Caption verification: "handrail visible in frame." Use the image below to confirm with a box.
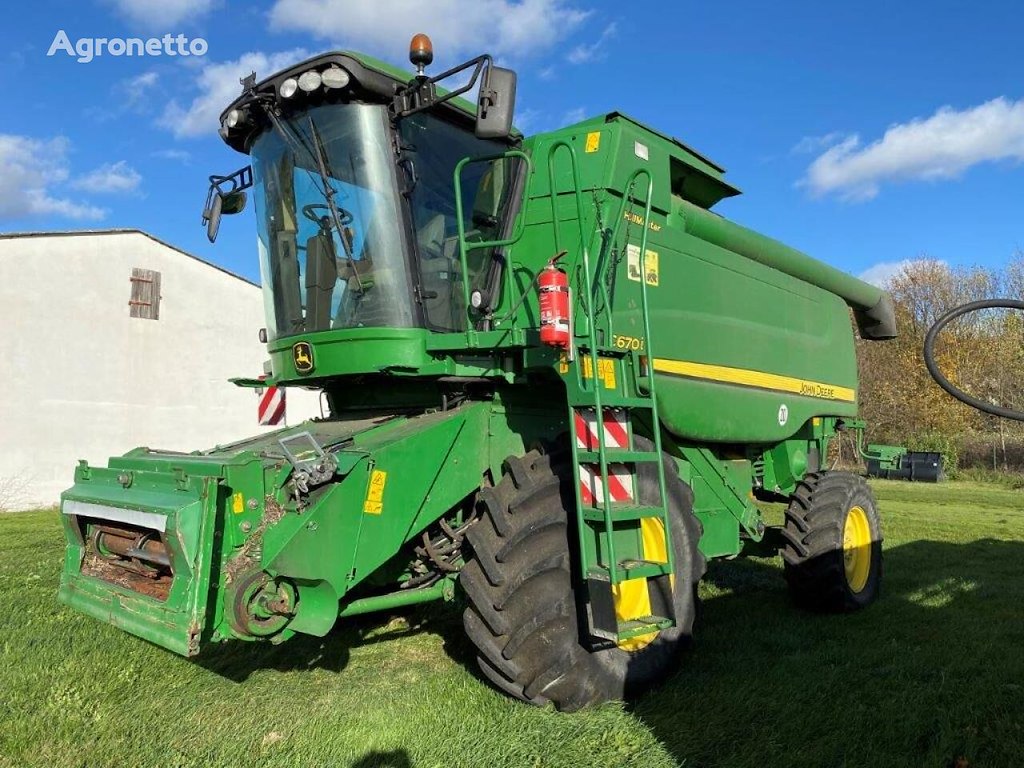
[543,143,673,595]
[547,138,623,583]
[627,167,675,582]
[545,139,598,341]
[602,175,652,328]
[598,167,675,584]
[452,150,533,345]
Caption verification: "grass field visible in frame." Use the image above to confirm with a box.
[2,480,1022,768]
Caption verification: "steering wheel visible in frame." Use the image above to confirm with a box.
[302,203,353,229]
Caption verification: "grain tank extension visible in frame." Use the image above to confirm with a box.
[58,36,895,710]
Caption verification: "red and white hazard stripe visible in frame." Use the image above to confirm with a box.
[577,463,634,506]
[574,408,629,451]
[574,407,634,506]
[258,385,286,426]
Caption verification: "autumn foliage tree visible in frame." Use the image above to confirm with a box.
[855,254,1024,471]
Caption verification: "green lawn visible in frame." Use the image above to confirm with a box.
[2,480,1022,768]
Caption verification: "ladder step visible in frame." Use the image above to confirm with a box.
[618,616,675,640]
[589,560,673,582]
[584,394,655,409]
[576,450,661,464]
[584,580,676,643]
[619,561,673,580]
[581,505,666,522]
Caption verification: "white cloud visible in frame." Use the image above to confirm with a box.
[119,71,159,106]
[791,132,844,155]
[566,22,616,65]
[127,71,159,89]
[267,0,589,63]
[72,161,142,194]
[513,106,584,133]
[0,135,105,221]
[562,107,587,124]
[802,97,1024,201]
[160,49,309,138]
[513,107,543,134]
[89,71,160,121]
[108,0,218,27]
[858,258,943,288]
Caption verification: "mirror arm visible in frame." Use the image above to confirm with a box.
[202,165,254,243]
[392,55,491,120]
[202,165,254,227]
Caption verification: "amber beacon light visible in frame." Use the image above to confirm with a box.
[409,33,433,74]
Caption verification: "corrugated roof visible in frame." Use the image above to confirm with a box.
[0,229,258,287]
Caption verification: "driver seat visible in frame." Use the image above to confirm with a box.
[304,232,338,331]
[418,214,462,330]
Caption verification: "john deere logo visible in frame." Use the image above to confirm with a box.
[292,342,314,374]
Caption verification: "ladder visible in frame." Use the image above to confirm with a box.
[546,140,675,645]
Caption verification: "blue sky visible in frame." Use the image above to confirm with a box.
[2,0,1022,285]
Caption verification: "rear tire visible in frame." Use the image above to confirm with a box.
[780,471,882,612]
[460,442,705,711]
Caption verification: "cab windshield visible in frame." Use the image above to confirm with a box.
[252,104,413,340]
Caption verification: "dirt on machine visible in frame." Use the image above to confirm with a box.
[57,35,896,710]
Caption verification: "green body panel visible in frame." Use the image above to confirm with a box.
[57,49,893,656]
[266,327,525,382]
[675,198,883,311]
[511,125,862,444]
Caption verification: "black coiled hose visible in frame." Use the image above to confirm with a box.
[923,298,1024,422]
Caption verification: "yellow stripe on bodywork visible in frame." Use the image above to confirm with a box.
[652,358,856,403]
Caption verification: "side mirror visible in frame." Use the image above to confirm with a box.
[221,189,248,214]
[202,166,253,243]
[476,65,516,139]
[204,190,248,243]
[205,193,223,243]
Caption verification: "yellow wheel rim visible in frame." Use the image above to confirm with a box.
[613,579,659,652]
[613,518,670,652]
[843,505,872,593]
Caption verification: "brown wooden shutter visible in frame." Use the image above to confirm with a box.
[129,268,162,320]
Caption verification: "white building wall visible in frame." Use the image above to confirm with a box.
[0,231,321,509]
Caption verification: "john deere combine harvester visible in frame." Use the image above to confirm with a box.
[58,36,897,709]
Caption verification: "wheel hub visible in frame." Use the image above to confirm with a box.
[842,505,872,593]
[230,571,296,638]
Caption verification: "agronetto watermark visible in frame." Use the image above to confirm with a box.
[47,30,208,64]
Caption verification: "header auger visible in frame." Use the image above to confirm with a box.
[59,35,895,710]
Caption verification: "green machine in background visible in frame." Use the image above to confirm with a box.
[866,444,910,473]
[58,35,896,710]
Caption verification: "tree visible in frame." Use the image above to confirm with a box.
[855,257,1024,470]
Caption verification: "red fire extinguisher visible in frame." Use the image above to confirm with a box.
[538,254,571,348]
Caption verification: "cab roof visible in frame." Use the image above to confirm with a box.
[217,50,521,153]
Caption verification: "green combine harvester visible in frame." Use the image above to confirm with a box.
[58,36,897,710]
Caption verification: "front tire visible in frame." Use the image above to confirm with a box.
[460,444,705,711]
[780,471,882,612]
